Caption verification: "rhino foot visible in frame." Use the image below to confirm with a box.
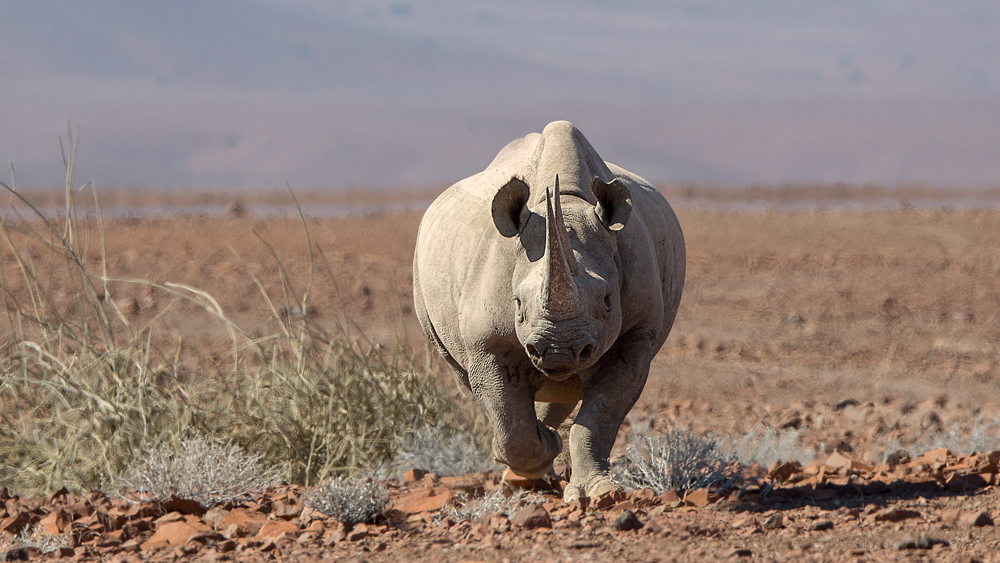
[562,483,585,503]
[586,477,618,499]
[562,476,619,504]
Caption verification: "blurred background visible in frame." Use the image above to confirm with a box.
[2,0,999,191]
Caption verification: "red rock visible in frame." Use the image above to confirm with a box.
[510,504,551,529]
[163,495,207,516]
[346,523,369,541]
[124,504,160,519]
[393,487,453,513]
[141,520,214,550]
[611,509,644,532]
[37,508,72,535]
[0,510,35,536]
[629,488,656,507]
[874,508,922,523]
[403,468,427,482]
[254,520,299,540]
[439,475,486,495]
[768,461,801,482]
[824,451,853,473]
[214,508,267,537]
[324,526,347,546]
[273,497,303,520]
[958,510,993,527]
[658,490,681,506]
[486,512,510,533]
[948,473,990,492]
[683,488,715,508]
[763,514,784,530]
[153,511,185,525]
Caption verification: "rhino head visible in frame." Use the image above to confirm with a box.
[492,174,633,380]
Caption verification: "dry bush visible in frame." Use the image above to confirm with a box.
[437,489,542,524]
[866,415,1000,464]
[303,477,389,526]
[613,421,747,495]
[384,421,496,479]
[720,425,816,467]
[104,434,282,507]
[0,527,71,554]
[0,126,471,494]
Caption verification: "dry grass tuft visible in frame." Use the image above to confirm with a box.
[303,477,390,526]
[0,125,475,495]
[437,489,542,524]
[104,434,282,507]
[385,421,496,479]
[613,421,747,494]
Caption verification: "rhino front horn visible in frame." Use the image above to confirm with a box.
[543,175,581,313]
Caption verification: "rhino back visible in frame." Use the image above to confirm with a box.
[605,163,685,346]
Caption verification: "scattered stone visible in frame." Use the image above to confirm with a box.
[142,520,214,550]
[254,520,300,540]
[611,510,644,532]
[393,487,453,514]
[510,504,551,529]
[875,508,922,523]
[403,469,426,482]
[768,461,801,482]
[683,488,712,508]
[728,548,753,558]
[346,523,369,542]
[163,494,207,516]
[958,510,994,528]
[833,398,859,411]
[762,514,784,530]
[809,520,834,531]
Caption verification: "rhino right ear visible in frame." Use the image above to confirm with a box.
[491,177,531,237]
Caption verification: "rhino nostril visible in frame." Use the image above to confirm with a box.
[579,342,595,362]
[526,344,541,359]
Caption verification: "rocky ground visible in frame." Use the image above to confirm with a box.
[2,444,1000,562]
[2,188,999,561]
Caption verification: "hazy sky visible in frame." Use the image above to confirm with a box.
[2,0,999,189]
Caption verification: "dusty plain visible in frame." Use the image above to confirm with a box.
[2,185,1000,562]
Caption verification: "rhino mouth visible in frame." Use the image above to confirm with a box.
[525,340,596,380]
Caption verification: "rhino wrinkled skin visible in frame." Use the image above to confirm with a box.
[413,121,685,501]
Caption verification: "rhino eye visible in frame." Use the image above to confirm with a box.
[514,297,524,322]
[603,293,613,312]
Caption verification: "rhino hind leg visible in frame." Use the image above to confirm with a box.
[535,401,576,430]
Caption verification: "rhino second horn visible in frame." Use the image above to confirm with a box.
[543,179,581,313]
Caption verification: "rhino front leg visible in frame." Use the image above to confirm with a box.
[471,362,563,479]
[564,338,654,501]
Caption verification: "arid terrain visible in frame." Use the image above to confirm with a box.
[2,186,1000,562]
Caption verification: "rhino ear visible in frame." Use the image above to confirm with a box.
[592,178,632,231]
[492,176,531,237]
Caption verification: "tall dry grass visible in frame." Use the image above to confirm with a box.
[0,125,476,495]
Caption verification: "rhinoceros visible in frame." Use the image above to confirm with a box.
[413,120,685,501]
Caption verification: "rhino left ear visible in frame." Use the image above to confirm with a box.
[592,178,632,231]
[492,176,531,237]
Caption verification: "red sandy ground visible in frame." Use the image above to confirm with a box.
[2,187,1000,561]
